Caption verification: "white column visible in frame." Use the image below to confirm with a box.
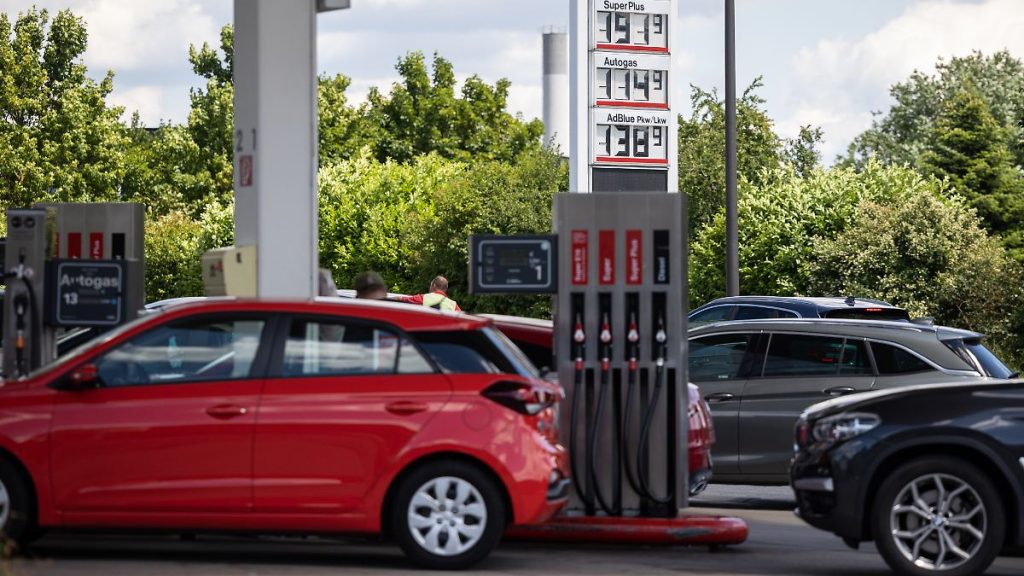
[568,0,590,193]
[233,0,319,298]
[543,32,569,156]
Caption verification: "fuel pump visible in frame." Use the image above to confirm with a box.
[3,209,49,378]
[555,192,687,518]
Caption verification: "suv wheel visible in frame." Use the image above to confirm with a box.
[390,460,506,570]
[872,457,1004,576]
[0,458,36,552]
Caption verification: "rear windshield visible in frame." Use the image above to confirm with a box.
[824,309,910,321]
[413,328,539,378]
[944,339,1015,378]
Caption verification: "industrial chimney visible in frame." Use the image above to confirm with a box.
[542,29,569,156]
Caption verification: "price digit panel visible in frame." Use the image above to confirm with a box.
[594,1,670,53]
[594,66,667,108]
[593,111,669,166]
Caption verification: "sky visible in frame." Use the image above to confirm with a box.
[2,0,1024,162]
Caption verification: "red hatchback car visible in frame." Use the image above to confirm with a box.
[0,299,568,569]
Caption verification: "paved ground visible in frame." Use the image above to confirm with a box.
[4,486,1022,576]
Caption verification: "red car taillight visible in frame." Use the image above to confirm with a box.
[482,381,557,416]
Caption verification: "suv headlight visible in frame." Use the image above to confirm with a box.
[811,412,880,447]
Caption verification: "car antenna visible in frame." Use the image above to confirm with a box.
[844,296,855,306]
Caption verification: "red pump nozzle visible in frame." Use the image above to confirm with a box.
[574,314,585,370]
[599,314,612,371]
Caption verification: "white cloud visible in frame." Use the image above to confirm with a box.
[783,0,1024,161]
[106,85,169,124]
[77,0,219,71]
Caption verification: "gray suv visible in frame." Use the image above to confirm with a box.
[689,319,1015,485]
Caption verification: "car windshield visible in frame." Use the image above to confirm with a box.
[483,326,541,378]
[944,338,1015,378]
[27,310,163,378]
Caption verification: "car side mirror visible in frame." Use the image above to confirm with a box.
[61,364,100,391]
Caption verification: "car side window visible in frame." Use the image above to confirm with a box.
[689,306,734,325]
[837,339,872,375]
[282,319,432,377]
[870,342,933,374]
[734,306,799,320]
[763,333,847,377]
[95,317,266,387]
[689,333,756,382]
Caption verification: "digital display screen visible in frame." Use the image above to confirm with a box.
[595,123,668,165]
[596,10,668,50]
[595,67,667,106]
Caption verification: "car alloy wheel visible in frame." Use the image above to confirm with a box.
[390,460,506,570]
[407,476,487,557]
[890,473,986,571]
[873,457,1004,576]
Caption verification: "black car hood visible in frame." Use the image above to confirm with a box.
[801,377,1012,420]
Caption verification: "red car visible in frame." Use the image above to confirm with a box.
[0,299,568,569]
[479,314,715,496]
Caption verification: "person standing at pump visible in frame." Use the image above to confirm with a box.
[354,271,389,300]
[400,275,461,311]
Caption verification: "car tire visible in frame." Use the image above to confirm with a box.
[872,456,1004,576]
[0,457,37,552]
[389,460,506,570]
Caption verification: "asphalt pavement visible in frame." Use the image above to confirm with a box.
[5,485,1023,576]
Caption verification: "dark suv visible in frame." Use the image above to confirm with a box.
[690,318,1014,484]
[689,296,910,325]
[793,380,1024,576]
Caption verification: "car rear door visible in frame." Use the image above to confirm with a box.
[738,332,874,478]
[688,331,761,476]
[253,315,447,516]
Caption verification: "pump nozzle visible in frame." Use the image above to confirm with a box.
[573,314,585,370]
[599,314,612,371]
[627,313,639,371]
[655,316,667,368]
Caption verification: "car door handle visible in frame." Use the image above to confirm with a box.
[704,393,735,403]
[386,401,429,415]
[206,404,249,419]
[823,386,858,397]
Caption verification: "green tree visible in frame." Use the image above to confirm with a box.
[366,51,545,163]
[805,193,1024,370]
[689,161,946,304]
[0,8,130,208]
[919,88,1024,259]
[678,79,821,236]
[843,51,1024,169]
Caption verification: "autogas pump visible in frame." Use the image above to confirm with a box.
[555,192,687,518]
[3,209,50,378]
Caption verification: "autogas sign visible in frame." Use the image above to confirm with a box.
[46,260,126,327]
[594,0,671,52]
[593,52,669,109]
[593,109,670,166]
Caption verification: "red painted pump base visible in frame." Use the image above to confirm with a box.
[505,513,749,546]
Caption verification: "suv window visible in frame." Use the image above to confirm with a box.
[282,319,432,376]
[870,342,932,374]
[763,333,847,377]
[96,316,265,386]
[734,305,799,320]
[689,333,756,381]
[944,338,1015,378]
[689,306,733,325]
[837,339,871,375]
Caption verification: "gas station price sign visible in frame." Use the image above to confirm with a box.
[469,235,558,294]
[594,0,671,53]
[593,52,669,108]
[593,109,669,166]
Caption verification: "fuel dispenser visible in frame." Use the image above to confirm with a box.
[2,203,144,379]
[555,192,688,517]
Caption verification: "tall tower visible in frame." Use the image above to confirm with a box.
[543,30,570,156]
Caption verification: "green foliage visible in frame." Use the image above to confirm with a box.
[678,79,822,236]
[143,200,233,300]
[919,88,1024,259]
[366,51,545,164]
[690,161,948,303]
[805,193,1024,370]
[0,8,130,207]
[844,51,1024,169]
[319,148,566,317]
